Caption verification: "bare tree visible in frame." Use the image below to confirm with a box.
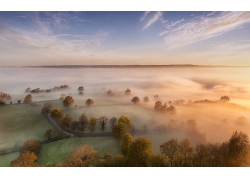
[98,116,109,132]
[160,139,179,167]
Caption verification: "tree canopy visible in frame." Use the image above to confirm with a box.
[85,98,94,106]
[131,96,140,104]
[50,108,63,120]
[88,117,97,132]
[63,96,74,107]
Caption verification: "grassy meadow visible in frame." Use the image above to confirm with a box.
[0,103,59,150]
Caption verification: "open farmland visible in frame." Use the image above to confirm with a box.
[37,136,121,166]
[0,104,59,150]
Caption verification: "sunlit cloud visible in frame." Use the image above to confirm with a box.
[142,11,162,30]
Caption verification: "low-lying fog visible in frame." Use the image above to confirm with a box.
[1,67,250,145]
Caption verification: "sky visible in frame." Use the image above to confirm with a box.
[1,11,250,66]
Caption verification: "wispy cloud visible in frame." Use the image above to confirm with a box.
[140,11,150,22]
[161,12,250,48]
[142,11,162,30]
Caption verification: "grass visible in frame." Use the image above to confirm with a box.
[0,152,20,167]
[0,104,59,150]
[37,136,122,166]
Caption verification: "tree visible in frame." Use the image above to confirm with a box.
[61,114,74,128]
[154,101,163,112]
[22,138,41,155]
[79,113,88,132]
[0,99,6,105]
[79,91,84,95]
[17,100,21,104]
[62,144,98,167]
[63,96,74,108]
[131,96,140,104]
[166,105,176,114]
[10,152,40,167]
[121,133,133,155]
[113,122,126,140]
[221,96,230,102]
[194,144,207,167]
[124,88,131,95]
[78,86,84,92]
[45,129,55,140]
[109,117,118,129]
[127,137,155,167]
[150,155,167,167]
[88,117,97,132]
[23,94,32,103]
[50,108,63,120]
[70,121,79,132]
[227,131,250,166]
[160,138,179,167]
[143,96,149,103]
[235,116,247,126]
[98,116,108,132]
[85,98,94,106]
[179,138,194,166]
[118,116,132,129]
[107,90,114,96]
[154,95,159,100]
[41,102,52,115]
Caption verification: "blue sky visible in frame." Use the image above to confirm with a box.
[1,11,250,66]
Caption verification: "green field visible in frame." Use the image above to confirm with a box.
[0,152,20,167]
[0,104,58,150]
[37,136,122,166]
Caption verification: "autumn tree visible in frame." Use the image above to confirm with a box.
[143,96,149,103]
[50,108,63,120]
[85,98,94,106]
[194,144,207,167]
[124,88,131,95]
[10,152,40,167]
[41,102,52,115]
[160,138,179,167]
[127,137,155,167]
[113,122,126,140]
[23,94,32,103]
[88,117,97,132]
[98,116,108,132]
[63,96,74,108]
[70,120,79,132]
[150,155,167,167]
[109,117,118,129]
[0,99,6,105]
[131,96,140,104]
[121,133,133,156]
[118,116,132,129]
[22,138,41,155]
[79,113,88,132]
[61,114,74,128]
[226,131,250,166]
[62,144,98,167]
[45,129,55,140]
[178,138,194,166]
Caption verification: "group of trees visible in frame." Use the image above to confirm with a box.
[60,130,250,167]
[159,131,250,167]
[10,138,41,167]
[50,108,120,133]
[25,85,71,93]
[0,92,12,105]
[154,101,176,114]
